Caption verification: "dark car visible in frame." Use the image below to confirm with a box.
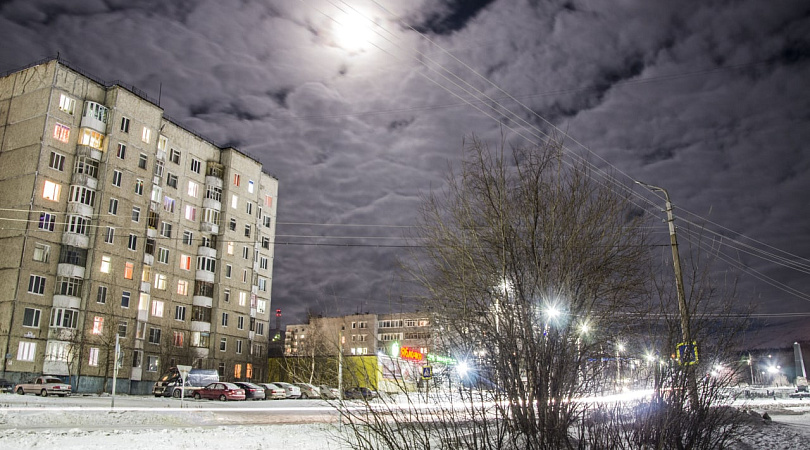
[0,378,13,394]
[344,387,378,400]
[234,382,265,400]
[192,382,245,401]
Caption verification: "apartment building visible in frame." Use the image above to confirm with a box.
[0,58,278,392]
[285,312,433,359]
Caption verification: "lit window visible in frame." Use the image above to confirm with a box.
[265,195,273,207]
[142,127,151,144]
[233,173,240,186]
[124,262,134,279]
[151,299,164,317]
[79,128,104,149]
[179,254,191,271]
[53,123,70,143]
[154,274,167,290]
[248,180,254,193]
[184,205,196,221]
[173,331,184,347]
[227,241,234,255]
[33,243,50,262]
[92,316,104,335]
[158,135,168,151]
[88,347,99,366]
[231,194,238,209]
[43,180,61,201]
[239,291,247,306]
[17,341,36,361]
[58,94,75,115]
[163,196,175,213]
[142,265,151,282]
[177,280,188,296]
[100,256,111,273]
[187,181,199,198]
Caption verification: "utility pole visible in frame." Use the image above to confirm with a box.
[637,181,699,410]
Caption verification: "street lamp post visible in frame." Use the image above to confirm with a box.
[636,181,699,410]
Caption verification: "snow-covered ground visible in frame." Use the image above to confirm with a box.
[0,393,809,449]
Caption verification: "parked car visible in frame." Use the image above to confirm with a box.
[344,387,378,400]
[257,382,287,400]
[234,382,265,400]
[153,367,219,398]
[0,378,14,394]
[318,385,340,399]
[294,383,321,399]
[192,382,245,401]
[15,376,71,397]
[273,382,301,399]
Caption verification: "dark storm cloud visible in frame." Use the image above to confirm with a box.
[2,0,809,328]
[410,0,498,35]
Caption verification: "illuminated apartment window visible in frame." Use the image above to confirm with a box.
[158,135,168,151]
[154,274,167,291]
[151,299,164,317]
[231,194,238,209]
[179,254,191,271]
[233,173,240,186]
[163,196,175,213]
[265,195,273,207]
[187,181,199,198]
[124,262,134,280]
[43,180,61,201]
[177,279,188,296]
[53,123,70,143]
[58,94,75,115]
[142,265,151,282]
[142,127,152,144]
[100,256,111,273]
[184,205,196,221]
[79,128,104,149]
[92,316,104,335]
[239,291,247,306]
[248,180,254,193]
[173,331,184,347]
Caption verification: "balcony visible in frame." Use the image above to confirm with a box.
[80,102,108,133]
[200,222,219,234]
[146,228,157,238]
[206,161,225,179]
[61,232,89,249]
[249,331,256,340]
[57,263,85,279]
[140,281,151,294]
[71,172,98,190]
[195,270,215,284]
[156,149,166,161]
[138,309,149,322]
[191,347,210,360]
[66,202,93,218]
[197,246,216,259]
[202,197,221,212]
[192,295,213,308]
[47,327,77,341]
[191,320,211,333]
[42,359,69,376]
[77,144,103,161]
[143,253,154,266]
[52,294,81,309]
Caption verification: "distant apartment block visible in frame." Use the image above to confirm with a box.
[285,312,433,358]
[0,58,278,392]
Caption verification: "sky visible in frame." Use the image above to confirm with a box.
[1,0,809,330]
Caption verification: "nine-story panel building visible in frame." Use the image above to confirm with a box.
[0,58,278,392]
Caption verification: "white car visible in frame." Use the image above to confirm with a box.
[273,382,301,399]
[294,383,321,399]
[318,385,340,399]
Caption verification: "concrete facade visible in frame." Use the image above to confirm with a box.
[0,59,278,392]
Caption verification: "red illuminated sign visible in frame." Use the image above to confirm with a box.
[400,346,424,361]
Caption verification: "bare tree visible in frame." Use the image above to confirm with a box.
[336,137,751,449]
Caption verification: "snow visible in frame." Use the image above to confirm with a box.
[0,393,809,449]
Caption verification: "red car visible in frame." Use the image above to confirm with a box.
[193,382,245,401]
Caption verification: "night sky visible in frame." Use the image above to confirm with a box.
[1,0,808,334]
